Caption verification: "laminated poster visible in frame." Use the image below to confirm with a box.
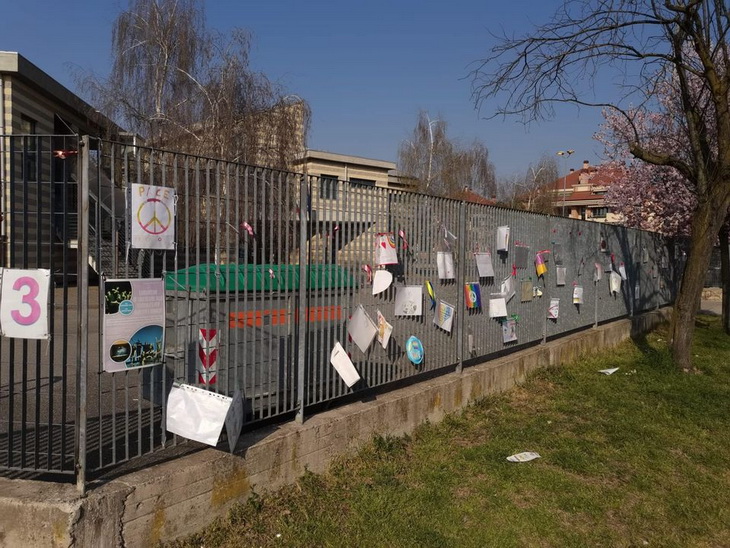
[103,278,165,373]
[225,389,244,453]
[434,300,455,333]
[464,282,482,309]
[553,243,564,266]
[500,275,515,303]
[372,270,393,295]
[548,298,560,319]
[475,251,495,278]
[166,383,232,446]
[489,296,508,318]
[502,319,517,344]
[376,310,393,349]
[573,285,584,305]
[514,245,529,269]
[556,266,567,286]
[497,226,510,252]
[520,280,533,303]
[394,285,423,316]
[437,251,455,280]
[0,268,51,340]
[374,232,398,266]
[348,305,378,353]
[330,341,361,387]
[593,263,602,283]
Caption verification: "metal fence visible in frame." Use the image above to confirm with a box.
[0,136,682,489]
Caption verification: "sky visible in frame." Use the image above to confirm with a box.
[0,0,608,180]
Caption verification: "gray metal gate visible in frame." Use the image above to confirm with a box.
[0,135,682,490]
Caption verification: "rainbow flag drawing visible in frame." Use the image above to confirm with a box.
[464,282,482,309]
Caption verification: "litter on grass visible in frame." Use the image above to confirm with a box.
[599,367,619,375]
[507,451,541,462]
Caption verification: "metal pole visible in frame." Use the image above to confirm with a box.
[295,175,308,424]
[75,136,90,494]
[455,201,466,374]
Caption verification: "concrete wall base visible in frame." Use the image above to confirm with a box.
[0,308,671,547]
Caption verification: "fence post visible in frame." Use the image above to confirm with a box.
[456,201,466,374]
[295,174,308,424]
[75,136,90,494]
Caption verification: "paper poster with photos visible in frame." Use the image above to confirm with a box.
[103,278,165,373]
[502,319,517,343]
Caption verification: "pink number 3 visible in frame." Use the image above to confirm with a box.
[11,276,41,326]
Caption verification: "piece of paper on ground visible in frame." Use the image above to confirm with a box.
[330,342,361,387]
[433,300,455,333]
[348,305,378,353]
[372,270,393,295]
[394,285,423,316]
[507,451,541,462]
[437,251,455,280]
[475,251,495,278]
[166,383,232,446]
[599,368,619,375]
[376,310,393,349]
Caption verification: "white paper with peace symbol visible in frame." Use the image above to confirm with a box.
[131,183,176,250]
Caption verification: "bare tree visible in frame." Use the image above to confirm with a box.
[398,111,496,199]
[508,153,559,213]
[87,0,309,169]
[471,0,730,371]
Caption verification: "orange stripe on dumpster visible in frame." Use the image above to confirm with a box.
[229,306,341,328]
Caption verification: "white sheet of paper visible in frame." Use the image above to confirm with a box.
[437,251,455,280]
[348,305,377,353]
[489,296,508,318]
[497,226,510,251]
[225,389,244,453]
[330,341,361,387]
[556,266,566,286]
[548,298,560,319]
[433,300,455,333]
[500,275,515,303]
[599,368,619,375]
[394,285,423,316]
[166,384,232,446]
[475,252,495,278]
[619,264,627,280]
[593,263,602,283]
[573,286,584,305]
[376,310,393,349]
[372,270,393,295]
[609,271,622,294]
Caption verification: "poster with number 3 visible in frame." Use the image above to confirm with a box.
[0,268,51,339]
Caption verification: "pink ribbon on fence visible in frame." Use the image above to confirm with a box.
[362,264,373,283]
[398,229,409,250]
[241,221,255,238]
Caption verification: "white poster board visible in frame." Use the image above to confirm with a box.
[394,285,423,316]
[348,305,377,353]
[436,251,455,280]
[0,268,51,339]
[497,226,510,251]
[475,252,495,278]
[166,384,232,446]
[131,183,175,250]
[103,278,165,372]
[330,342,361,387]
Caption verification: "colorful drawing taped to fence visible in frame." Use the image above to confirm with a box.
[433,300,455,333]
[374,232,398,265]
[464,282,482,309]
[131,183,175,250]
[103,278,165,373]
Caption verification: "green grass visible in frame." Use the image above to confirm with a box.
[169,316,730,548]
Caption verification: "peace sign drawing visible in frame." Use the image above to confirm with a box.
[137,198,172,235]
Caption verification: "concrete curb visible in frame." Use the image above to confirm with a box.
[0,308,671,547]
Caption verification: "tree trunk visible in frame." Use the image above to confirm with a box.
[721,221,730,335]
[670,200,726,370]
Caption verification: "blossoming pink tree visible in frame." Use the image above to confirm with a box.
[472,1,730,370]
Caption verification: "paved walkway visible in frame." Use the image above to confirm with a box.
[700,299,722,316]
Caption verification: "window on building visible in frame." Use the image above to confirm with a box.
[319,174,338,200]
[349,177,376,188]
[20,115,38,182]
[592,207,608,218]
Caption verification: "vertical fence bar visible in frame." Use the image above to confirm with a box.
[295,174,308,424]
[455,201,466,374]
[75,135,90,493]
